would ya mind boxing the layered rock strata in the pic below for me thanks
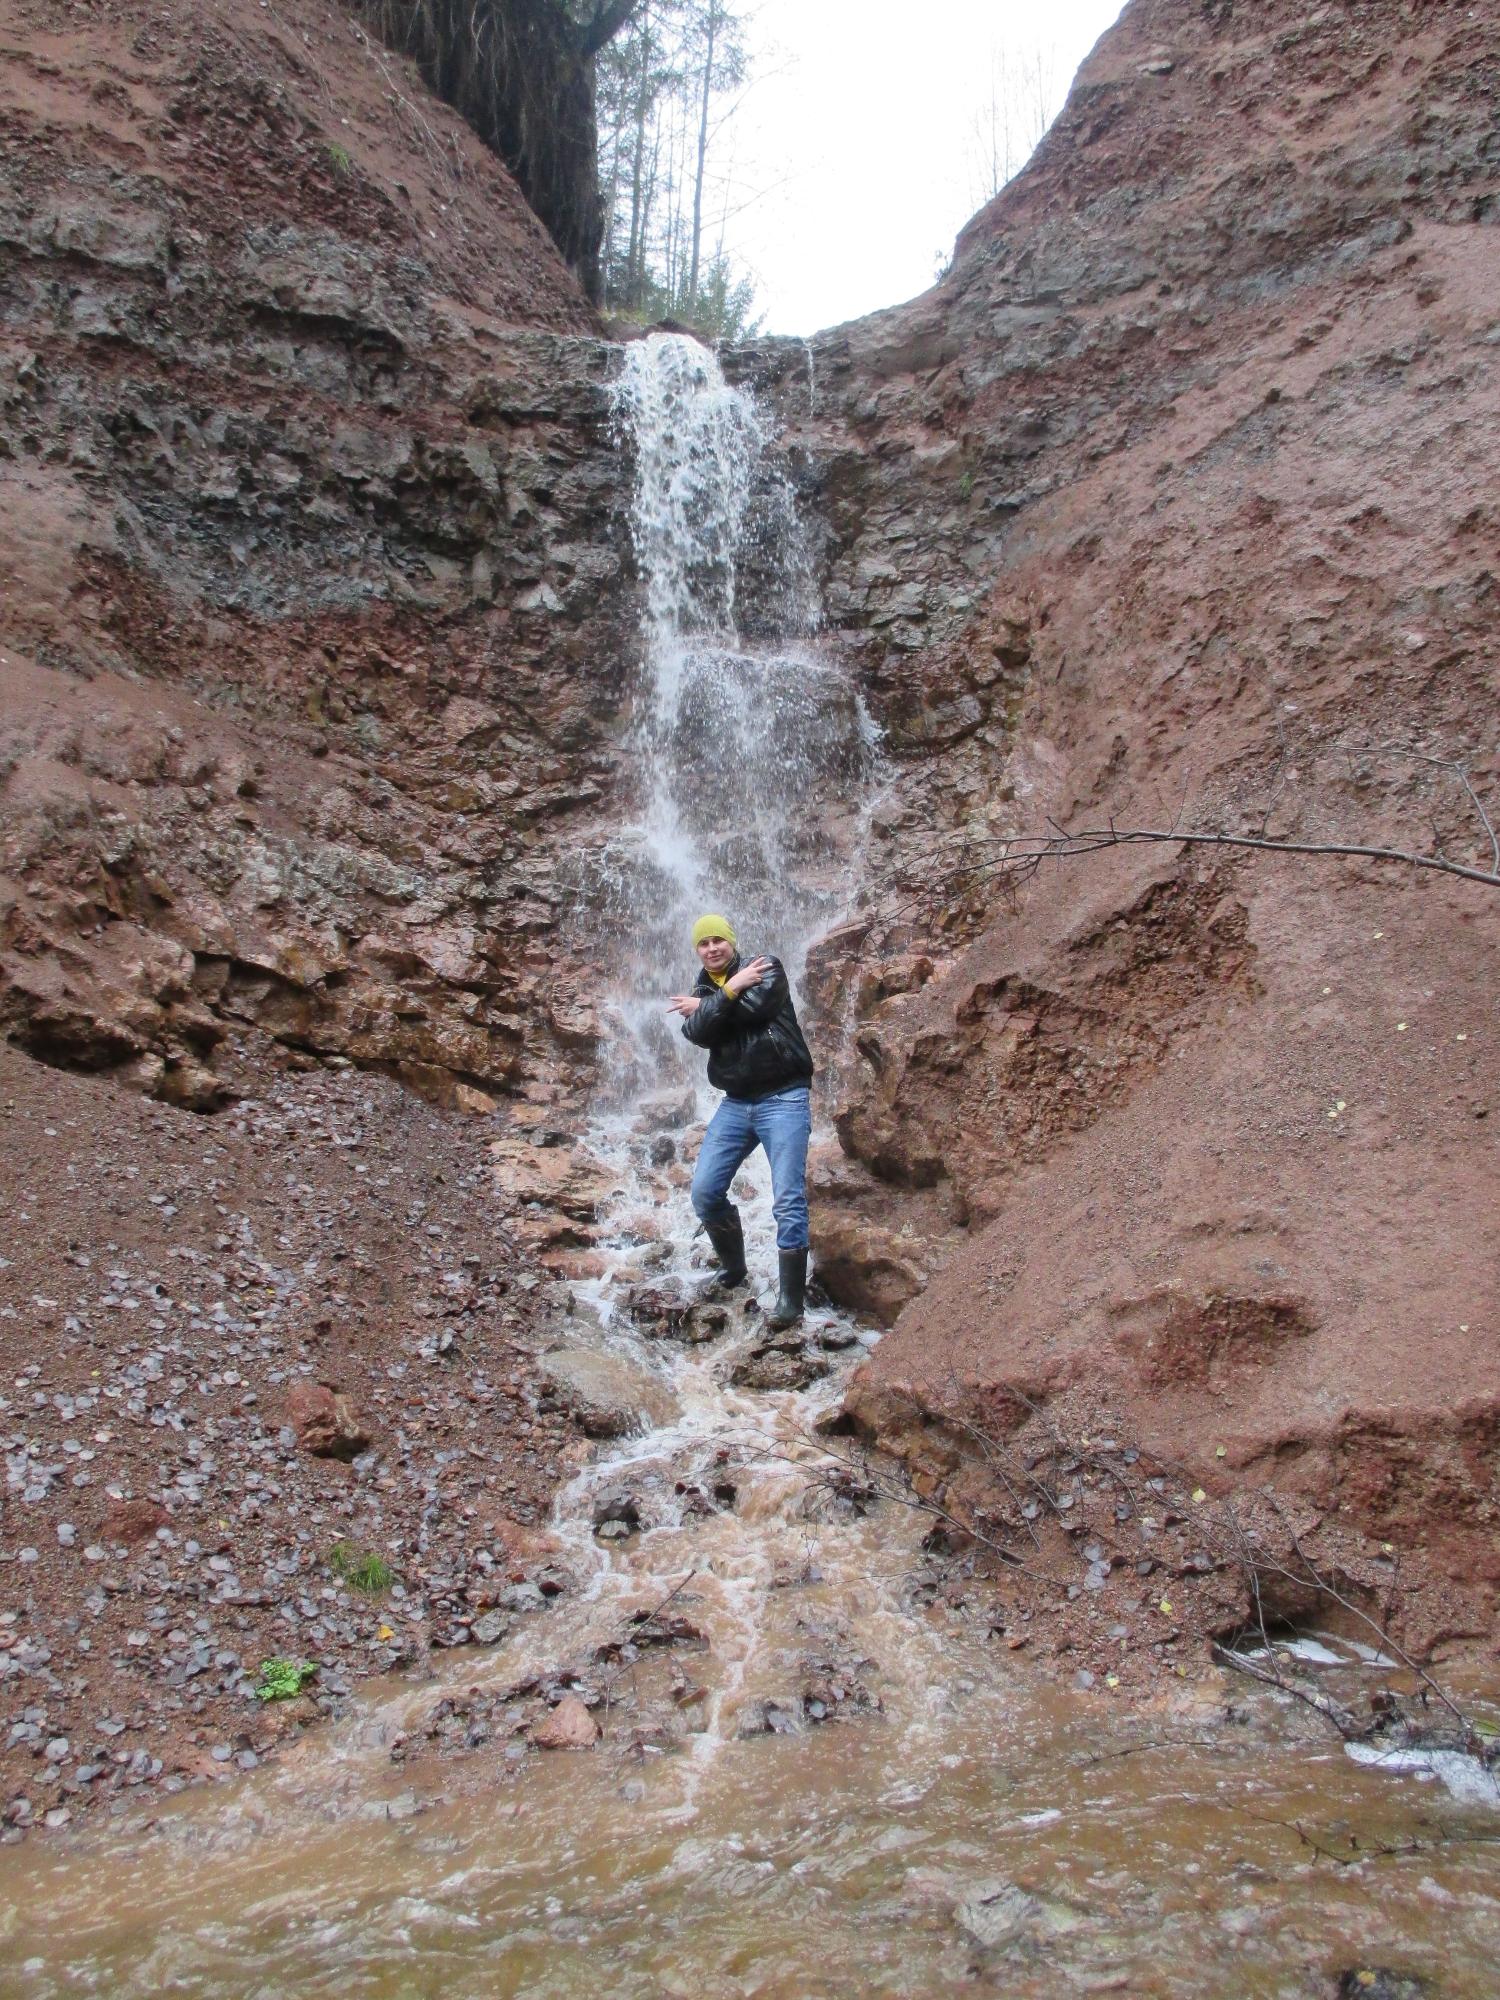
[1,0,634,1112]
[2,0,1497,1695]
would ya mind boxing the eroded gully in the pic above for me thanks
[0,337,1497,1998]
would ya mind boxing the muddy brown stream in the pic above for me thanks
[0,1311,1496,1997]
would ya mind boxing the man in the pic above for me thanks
[667,913,813,1330]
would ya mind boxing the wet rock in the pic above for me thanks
[626,1287,731,1345]
[538,1349,679,1439]
[737,1698,803,1737]
[530,1692,599,1750]
[593,1490,641,1538]
[729,1342,831,1393]
[816,1323,860,1351]
[675,1476,739,1517]
[627,1609,707,1650]
[631,1085,697,1134]
[953,1877,1087,1951]
[284,1381,370,1461]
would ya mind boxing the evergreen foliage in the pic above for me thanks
[356,0,641,300]
[355,0,762,335]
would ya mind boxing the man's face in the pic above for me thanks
[696,934,735,975]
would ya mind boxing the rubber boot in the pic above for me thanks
[767,1248,808,1331]
[699,1210,748,1295]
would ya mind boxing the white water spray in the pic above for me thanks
[585,332,873,1126]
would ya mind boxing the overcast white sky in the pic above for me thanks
[719,0,1125,335]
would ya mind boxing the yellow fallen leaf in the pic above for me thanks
[1215,1446,1227,1458]
[378,1624,395,1640]
[1459,1324,1469,1333]
[1456,1033,1468,1042]
[1159,1599,1173,1615]
[1192,1488,1206,1504]
[1372,931,1384,939]
[1382,1543,1394,1554]
[1336,1100,1346,1112]
[1105,1674,1119,1688]
[1396,1022,1408,1033]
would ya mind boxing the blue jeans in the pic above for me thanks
[690,1086,811,1252]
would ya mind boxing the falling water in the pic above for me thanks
[582,333,873,1118]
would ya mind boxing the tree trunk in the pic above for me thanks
[687,6,715,313]
[625,8,654,309]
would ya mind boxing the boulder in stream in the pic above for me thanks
[626,1285,733,1345]
[593,1489,646,1543]
[529,1693,600,1750]
[729,1342,831,1393]
[537,1348,679,1438]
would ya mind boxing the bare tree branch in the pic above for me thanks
[862,748,1500,951]
[966,822,1499,891]
[583,0,641,58]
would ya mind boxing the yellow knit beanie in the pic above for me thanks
[691,912,737,948]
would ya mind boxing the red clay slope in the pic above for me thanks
[771,0,1500,1665]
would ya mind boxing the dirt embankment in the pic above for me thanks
[0,1036,596,1837]
[0,0,636,1838]
[731,0,1500,1667]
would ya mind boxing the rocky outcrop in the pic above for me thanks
[0,0,635,1115]
[730,0,1500,1647]
[537,1346,680,1438]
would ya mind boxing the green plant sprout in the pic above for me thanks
[328,1541,396,1593]
[255,1658,318,1702]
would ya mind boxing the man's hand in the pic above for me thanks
[666,994,701,1017]
[723,954,772,997]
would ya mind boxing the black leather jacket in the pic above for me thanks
[680,952,814,1100]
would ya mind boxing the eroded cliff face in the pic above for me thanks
[1,0,1496,1703]
[730,0,1499,1653]
[1,0,635,1114]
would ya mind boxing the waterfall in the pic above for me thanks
[587,332,874,1128]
